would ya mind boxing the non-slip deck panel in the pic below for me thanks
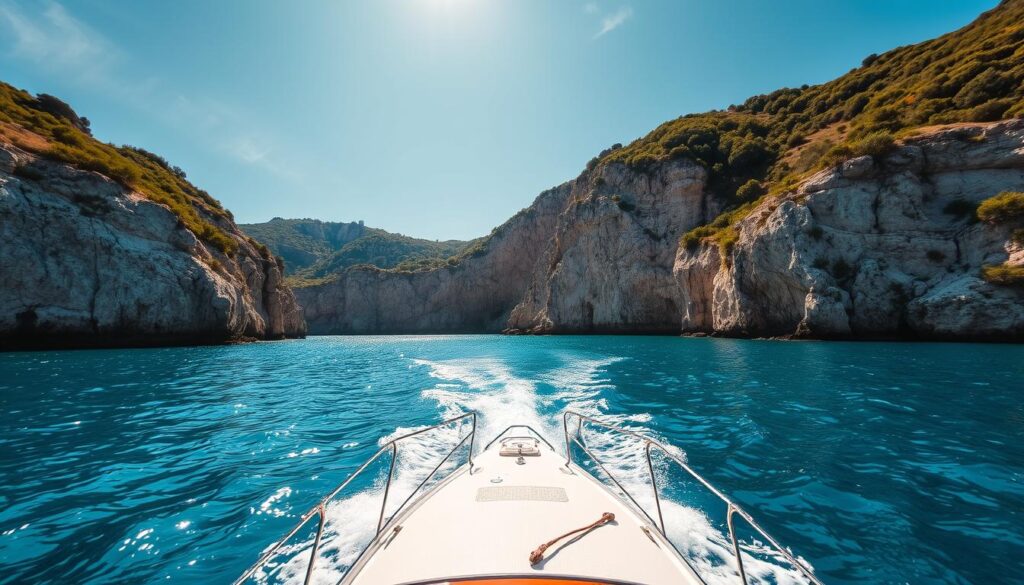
[476,486,569,502]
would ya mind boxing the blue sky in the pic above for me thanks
[0,0,998,240]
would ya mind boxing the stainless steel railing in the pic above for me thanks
[233,412,476,585]
[562,411,822,585]
[483,424,556,451]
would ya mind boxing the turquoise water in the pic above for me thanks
[1,336,1022,584]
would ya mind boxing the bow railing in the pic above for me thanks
[562,411,822,585]
[234,412,476,585]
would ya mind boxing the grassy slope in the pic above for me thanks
[240,218,475,285]
[297,229,471,275]
[0,82,245,255]
[239,218,368,273]
[597,0,1024,253]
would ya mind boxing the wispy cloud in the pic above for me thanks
[229,136,271,165]
[222,134,297,180]
[583,2,600,15]
[594,6,632,38]
[0,0,297,179]
[0,0,117,86]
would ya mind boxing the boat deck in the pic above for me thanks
[345,437,700,585]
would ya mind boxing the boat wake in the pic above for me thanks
[257,355,815,585]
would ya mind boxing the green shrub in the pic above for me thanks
[31,93,90,134]
[681,225,716,251]
[736,179,765,200]
[0,81,242,256]
[716,228,739,262]
[792,139,834,173]
[969,99,1013,122]
[977,192,1024,223]
[786,134,806,148]
[867,107,900,130]
[604,112,776,200]
[852,131,896,158]
[981,263,1024,286]
[843,95,870,119]
[52,125,85,147]
[818,131,896,168]
[954,69,1014,108]
[807,225,824,240]
[821,144,855,168]
[710,213,731,228]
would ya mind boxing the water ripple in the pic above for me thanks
[0,336,1022,584]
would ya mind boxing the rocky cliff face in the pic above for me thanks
[297,121,1024,340]
[299,121,1023,341]
[675,120,1024,340]
[507,159,717,332]
[296,185,571,333]
[0,144,306,349]
[297,157,721,334]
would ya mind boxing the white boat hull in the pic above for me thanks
[343,435,702,585]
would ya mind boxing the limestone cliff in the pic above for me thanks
[0,144,306,349]
[295,185,570,333]
[278,0,1024,340]
[674,120,1024,340]
[296,157,722,335]
[507,159,717,333]
[298,121,1023,340]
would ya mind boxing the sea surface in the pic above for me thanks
[0,336,1022,585]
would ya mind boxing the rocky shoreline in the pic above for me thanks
[4,120,1021,349]
[0,143,306,350]
[295,121,1023,341]
[675,120,1024,341]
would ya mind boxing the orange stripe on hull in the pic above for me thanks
[436,580,615,585]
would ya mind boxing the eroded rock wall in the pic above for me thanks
[674,120,1024,340]
[507,159,715,332]
[292,121,1024,341]
[298,158,719,334]
[0,144,306,349]
[295,184,572,333]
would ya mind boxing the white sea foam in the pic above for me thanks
[256,354,815,585]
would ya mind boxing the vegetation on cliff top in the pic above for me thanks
[293,230,472,282]
[598,0,1024,254]
[240,218,371,273]
[241,218,475,286]
[982,263,1024,286]
[0,82,240,255]
[977,191,1024,223]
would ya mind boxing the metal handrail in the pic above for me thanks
[483,424,556,451]
[563,411,823,585]
[233,412,476,585]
